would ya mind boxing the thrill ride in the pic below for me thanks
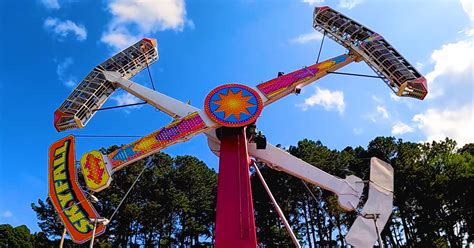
[48,6,427,247]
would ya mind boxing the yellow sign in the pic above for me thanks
[80,150,112,192]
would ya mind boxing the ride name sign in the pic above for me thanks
[48,135,105,243]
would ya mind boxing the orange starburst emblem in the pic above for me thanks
[213,89,255,121]
[205,84,263,127]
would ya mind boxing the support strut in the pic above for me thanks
[215,127,257,248]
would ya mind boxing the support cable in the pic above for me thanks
[316,31,326,63]
[314,30,384,81]
[301,180,319,203]
[108,157,153,223]
[92,102,147,112]
[144,58,156,91]
[252,162,301,248]
[141,45,156,91]
[301,179,341,243]
[327,71,384,79]
[91,46,157,112]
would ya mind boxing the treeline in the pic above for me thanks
[22,137,474,247]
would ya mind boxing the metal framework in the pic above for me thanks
[48,6,427,247]
[313,6,427,99]
[54,38,158,131]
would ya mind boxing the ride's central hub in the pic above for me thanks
[205,84,263,127]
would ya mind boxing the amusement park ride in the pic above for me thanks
[48,6,427,247]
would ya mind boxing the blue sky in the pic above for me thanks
[0,0,472,232]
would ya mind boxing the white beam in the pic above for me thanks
[103,71,198,119]
[248,143,363,211]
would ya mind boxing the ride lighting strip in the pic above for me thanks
[106,112,208,170]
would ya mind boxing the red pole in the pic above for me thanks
[215,127,257,248]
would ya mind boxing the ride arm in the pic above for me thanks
[80,111,215,192]
[249,143,394,247]
[103,71,203,120]
[247,142,363,211]
[346,157,394,247]
[255,54,357,105]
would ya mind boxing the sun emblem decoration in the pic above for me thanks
[83,153,105,184]
[205,84,263,127]
[80,150,111,191]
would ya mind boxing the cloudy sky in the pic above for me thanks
[0,0,472,231]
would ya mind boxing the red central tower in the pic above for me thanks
[204,84,263,247]
[215,127,257,247]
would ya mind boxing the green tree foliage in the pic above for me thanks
[32,152,217,247]
[252,137,473,247]
[30,137,473,247]
[0,224,50,247]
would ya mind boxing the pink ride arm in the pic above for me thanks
[80,112,211,192]
[110,112,208,170]
[108,112,208,171]
[255,54,356,105]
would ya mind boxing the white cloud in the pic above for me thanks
[111,92,143,113]
[413,104,473,146]
[389,93,400,102]
[460,0,474,22]
[415,62,424,71]
[64,79,76,88]
[302,0,362,9]
[296,87,345,114]
[2,210,12,218]
[102,0,190,50]
[425,40,474,88]
[110,0,186,32]
[301,0,362,9]
[391,121,414,135]
[56,57,77,88]
[302,0,324,5]
[353,128,363,135]
[339,0,363,9]
[291,31,323,44]
[376,106,389,120]
[464,28,474,37]
[40,0,60,9]
[56,57,73,77]
[365,105,390,123]
[423,13,473,100]
[371,95,383,103]
[44,17,87,41]
[101,32,140,51]
[404,1,474,146]
[421,0,474,100]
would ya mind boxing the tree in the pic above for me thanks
[31,198,64,239]
[172,155,217,246]
[31,138,473,246]
[0,224,51,248]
